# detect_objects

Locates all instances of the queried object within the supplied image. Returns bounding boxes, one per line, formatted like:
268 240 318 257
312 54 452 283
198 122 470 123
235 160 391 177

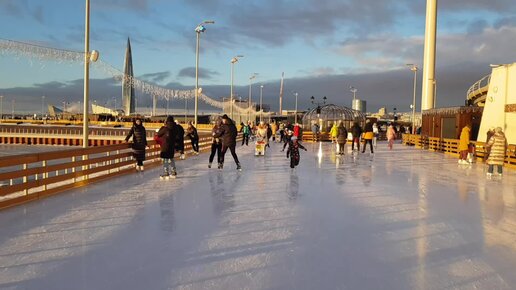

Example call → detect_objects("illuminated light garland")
0 38 265 115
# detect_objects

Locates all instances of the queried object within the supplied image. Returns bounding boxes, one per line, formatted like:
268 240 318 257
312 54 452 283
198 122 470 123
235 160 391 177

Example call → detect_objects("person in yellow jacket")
329 123 338 144
458 125 471 164
362 120 374 154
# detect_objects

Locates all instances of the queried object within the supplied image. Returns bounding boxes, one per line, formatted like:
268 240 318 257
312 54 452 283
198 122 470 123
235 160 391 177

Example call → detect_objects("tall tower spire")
122 37 135 115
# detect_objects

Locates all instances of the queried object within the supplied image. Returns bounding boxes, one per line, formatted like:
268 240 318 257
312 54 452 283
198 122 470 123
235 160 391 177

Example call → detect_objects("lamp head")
89 50 99 62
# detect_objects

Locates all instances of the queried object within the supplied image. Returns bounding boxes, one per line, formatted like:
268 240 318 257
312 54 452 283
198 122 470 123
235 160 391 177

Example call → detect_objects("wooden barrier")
402 133 516 168
0 133 241 210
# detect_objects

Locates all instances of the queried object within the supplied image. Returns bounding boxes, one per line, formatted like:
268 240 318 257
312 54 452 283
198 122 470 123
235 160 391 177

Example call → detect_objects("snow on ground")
0 141 515 289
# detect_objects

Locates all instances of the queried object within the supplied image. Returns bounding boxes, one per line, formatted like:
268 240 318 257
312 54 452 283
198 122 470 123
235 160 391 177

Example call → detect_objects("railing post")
42 160 48 190
23 163 28 195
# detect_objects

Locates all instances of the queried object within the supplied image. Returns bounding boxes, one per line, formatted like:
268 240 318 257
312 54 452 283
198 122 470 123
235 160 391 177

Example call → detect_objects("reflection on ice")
0 142 515 289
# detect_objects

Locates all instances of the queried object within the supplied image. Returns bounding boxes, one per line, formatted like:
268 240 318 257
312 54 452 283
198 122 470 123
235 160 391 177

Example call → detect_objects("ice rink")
0 141 515 289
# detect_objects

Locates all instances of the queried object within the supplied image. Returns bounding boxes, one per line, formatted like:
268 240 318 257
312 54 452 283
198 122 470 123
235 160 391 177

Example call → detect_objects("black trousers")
290 156 300 168
362 139 374 153
190 137 199 152
209 143 221 164
221 144 239 165
242 134 249 146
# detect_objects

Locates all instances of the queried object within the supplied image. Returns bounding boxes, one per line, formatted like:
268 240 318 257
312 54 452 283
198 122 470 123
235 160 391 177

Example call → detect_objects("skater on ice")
125 116 148 171
157 116 178 179
286 136 307 169
213 114 242 171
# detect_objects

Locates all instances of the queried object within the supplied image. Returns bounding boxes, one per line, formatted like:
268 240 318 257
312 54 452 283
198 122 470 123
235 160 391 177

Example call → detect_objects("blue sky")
0 0 515 113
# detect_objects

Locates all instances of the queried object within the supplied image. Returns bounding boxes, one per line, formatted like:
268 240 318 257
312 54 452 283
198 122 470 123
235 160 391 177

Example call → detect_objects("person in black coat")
186 122 199 155
286 136 307 169
351 122 363 152
157 116 178 178
174 120 185 159
209 117 222 168
125 117 148 171
213 114 241 170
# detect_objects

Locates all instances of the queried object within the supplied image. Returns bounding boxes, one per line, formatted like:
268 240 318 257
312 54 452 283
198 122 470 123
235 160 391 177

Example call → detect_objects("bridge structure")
0 139 515 289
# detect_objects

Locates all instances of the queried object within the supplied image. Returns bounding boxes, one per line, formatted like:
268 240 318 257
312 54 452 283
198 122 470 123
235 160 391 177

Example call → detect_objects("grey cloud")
177 67 220 80
0 61 495 115
139 71 171 84
179 0 401 48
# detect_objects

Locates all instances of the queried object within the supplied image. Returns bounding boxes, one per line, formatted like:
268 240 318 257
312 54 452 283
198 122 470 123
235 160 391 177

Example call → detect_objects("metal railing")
466 74 490 105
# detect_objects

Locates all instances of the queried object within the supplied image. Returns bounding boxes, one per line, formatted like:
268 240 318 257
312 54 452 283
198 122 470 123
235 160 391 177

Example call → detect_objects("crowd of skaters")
124 115 410 178
126 115 509 180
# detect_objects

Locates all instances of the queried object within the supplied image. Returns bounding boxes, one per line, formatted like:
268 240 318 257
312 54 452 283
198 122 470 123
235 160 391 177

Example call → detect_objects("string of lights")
0 38 266 115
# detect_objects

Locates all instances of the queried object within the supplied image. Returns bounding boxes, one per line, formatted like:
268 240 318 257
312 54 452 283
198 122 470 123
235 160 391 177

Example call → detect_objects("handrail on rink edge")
402 133 516 168
0 134 242 210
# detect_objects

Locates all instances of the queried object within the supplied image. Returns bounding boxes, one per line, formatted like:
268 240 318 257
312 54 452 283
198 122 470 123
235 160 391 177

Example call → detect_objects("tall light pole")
259 84 264 123
349 86 357 101
293 92 299 124
407 64 418 134
422 0 437 110
248 73 258 122
194 20 214 127
41 96 45 118
0 95 4 122
230 55 243 120
82 0 99 148
83 0 90 148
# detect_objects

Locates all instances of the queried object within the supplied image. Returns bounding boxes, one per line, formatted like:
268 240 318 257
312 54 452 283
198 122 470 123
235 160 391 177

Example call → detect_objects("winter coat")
294 125 300 137
286 140 306 160
387 126 396 140
212 125 222 144
363 123 374 140
214 119 238 147
351 124 363 138
486 132 507 166
458 126 471 151
186 126 199 140
242 125 251 135
157 120 177 159
330 124 338 138
256 126 268 143
125 124 147 161
175 124 185 151
271 123 277 135
337 126 348 144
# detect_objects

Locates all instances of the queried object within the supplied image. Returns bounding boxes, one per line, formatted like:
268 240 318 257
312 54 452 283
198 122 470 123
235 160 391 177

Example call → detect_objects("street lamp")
230 55 243 120
248 73 258 122
293 92 299 124
406 64 418 134
259 85 264 122
194 20 215 127
41 96 45 118
349 86 357 101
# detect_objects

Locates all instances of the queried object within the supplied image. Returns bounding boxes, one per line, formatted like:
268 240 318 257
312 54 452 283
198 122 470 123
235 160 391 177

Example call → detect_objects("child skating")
286 136 307 169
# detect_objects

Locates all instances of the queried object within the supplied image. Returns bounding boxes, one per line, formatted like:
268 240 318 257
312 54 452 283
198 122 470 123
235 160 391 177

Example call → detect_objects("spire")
122 37 135 115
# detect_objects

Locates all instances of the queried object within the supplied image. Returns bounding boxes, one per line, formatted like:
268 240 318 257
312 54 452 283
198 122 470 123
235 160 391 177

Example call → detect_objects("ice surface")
0 141 515 289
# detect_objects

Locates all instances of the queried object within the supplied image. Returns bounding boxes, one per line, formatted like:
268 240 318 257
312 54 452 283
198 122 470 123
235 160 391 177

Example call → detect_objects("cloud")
139 71 170 84
177 67 220 80
178 0 401 48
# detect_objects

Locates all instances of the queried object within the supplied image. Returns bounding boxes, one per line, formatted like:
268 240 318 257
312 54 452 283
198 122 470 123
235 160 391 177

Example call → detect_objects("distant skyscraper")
122 38 135 115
